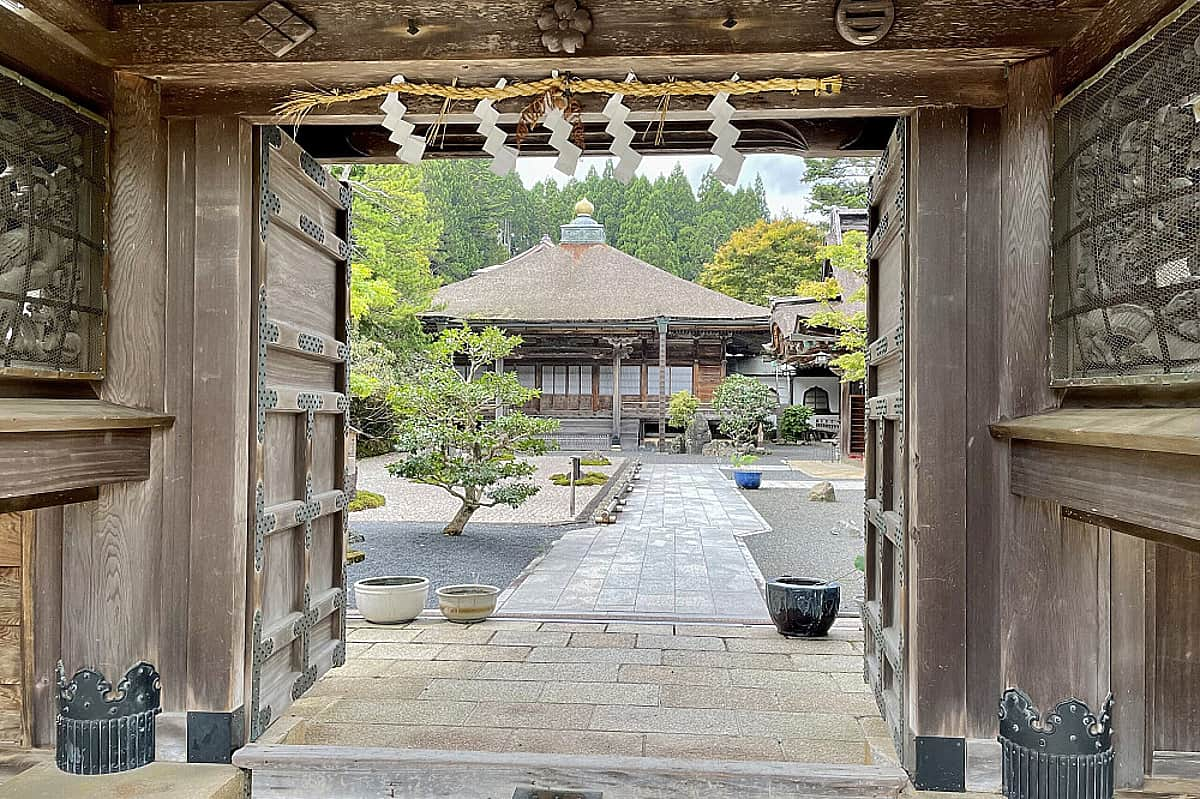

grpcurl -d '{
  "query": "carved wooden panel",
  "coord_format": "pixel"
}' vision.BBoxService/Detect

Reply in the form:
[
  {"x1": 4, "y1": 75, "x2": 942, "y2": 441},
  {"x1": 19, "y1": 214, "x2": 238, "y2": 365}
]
[
  {"x1": 863, "y1": 119, "x2": 908, "y2": 762},
  {"x1": 1051, "y1": 5, "x2": 1200, "y2": 386},
  {"x1": 247, "y1": 127, "x2": 350, "y2": 741},
  {"x1": 0, "y1": 66, "x2": 107, "y2": 379}
]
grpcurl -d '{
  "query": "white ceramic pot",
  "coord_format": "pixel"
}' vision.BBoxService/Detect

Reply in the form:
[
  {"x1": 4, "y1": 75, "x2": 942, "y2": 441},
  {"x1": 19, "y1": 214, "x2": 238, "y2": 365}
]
[
  {"x1": 354, "y1": 576, "x2": 429, "y2": 624},
  {"x1": 436, "y1": 584, "x2": 500, "y2": 624}
]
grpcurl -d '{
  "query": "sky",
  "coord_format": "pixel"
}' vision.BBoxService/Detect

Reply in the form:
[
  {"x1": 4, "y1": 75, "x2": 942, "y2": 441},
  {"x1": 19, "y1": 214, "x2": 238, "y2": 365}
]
[{"x1": 513, "y1": 153, "x2": 815, "y2": 220}]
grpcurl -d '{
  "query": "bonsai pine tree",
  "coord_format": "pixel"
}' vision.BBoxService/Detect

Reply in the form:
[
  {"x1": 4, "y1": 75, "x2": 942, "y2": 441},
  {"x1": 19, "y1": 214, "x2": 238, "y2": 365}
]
[
  {"x1": 712, "y1": 374, "x2": 777, "y2": 449},
  {"x1": 387, "y1": 326, "x2": 559, "y2": 535}
]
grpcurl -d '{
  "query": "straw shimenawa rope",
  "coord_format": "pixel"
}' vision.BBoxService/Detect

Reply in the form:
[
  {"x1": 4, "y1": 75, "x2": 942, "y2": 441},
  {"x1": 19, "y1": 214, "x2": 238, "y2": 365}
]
[{"x1": 275, "y1": 75, "x2": 843, "y2": 119}]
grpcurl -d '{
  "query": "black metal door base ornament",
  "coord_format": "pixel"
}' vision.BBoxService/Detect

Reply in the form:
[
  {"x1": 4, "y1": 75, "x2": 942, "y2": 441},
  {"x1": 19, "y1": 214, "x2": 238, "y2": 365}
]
[
  {"x1": 998, "y1": 688, "x2": 1114, "y2": 799},
  {"x1": 56, "y1": 661, "x2": 161, "y2": 775}
]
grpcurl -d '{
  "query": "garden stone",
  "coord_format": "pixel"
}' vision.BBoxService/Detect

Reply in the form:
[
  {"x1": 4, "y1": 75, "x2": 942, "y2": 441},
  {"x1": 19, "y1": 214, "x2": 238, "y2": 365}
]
[
  {"x1": 685, "y1": 412, "x2": 712, "y2": 455},
  {"x1": 808, "y1": 481, "x2": 837, "y2": 502}
]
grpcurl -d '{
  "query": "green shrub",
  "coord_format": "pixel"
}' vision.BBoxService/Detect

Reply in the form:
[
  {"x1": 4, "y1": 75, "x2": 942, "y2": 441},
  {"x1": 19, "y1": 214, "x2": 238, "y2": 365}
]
[
  {"x1": 580, "y1": 455, "x2": 611, "y2": 466},
  {"x1": 712, "y1": 374, "x2": 777, "y2": 446},
  {"x1": 667, "y1": 390, "x2": 700, "y2": 430},
  {"x1": 348, "y1": 490, "x2": 386, "y2": 512},
  {"x1": 549, "y1": 471, "x2": 608, "y2": 487},
  {"x1": 779, "y1": 405, "x2": 815, "y2": 442}
]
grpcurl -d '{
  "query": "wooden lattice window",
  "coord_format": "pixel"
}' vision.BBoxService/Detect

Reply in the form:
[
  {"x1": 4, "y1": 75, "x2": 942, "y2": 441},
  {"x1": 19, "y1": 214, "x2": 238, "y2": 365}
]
[
  {"x1": 1050, "y1": 5, "x2": 1200, "y2": 386},
  {"x1": 0, "y1": 67, "x2": 107, "y2": 379}
]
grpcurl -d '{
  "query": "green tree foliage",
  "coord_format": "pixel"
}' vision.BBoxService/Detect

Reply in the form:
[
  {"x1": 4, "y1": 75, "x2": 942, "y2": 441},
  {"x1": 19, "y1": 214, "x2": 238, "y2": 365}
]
[
  {"x1": 712, "y1": 374, "x2": 777, "y2": 447},
  {"x1": 796, "y1": 230, "x2": 870, "y2": 382},
  {"x1": 414, "y1": 160, "x2": 769, "y2": 283},
  {"x1": 386, "y1": 327, "x2": 560, "y2": 535},
  {"x1": 778, "y1": 405, "x2": 815, "y2": 442},
  {"x1": 347, "y1": 165, "x2": 442, "y2": 454},
  {"x1": 667, "y1": 390, "x2": 700, "y2": 430},
  {"x1": 698, "y1": 219, "x2": 827, "y2": 305},
  {"x1": 803, "y1": 158, "x2": 874, "y2": 215}
]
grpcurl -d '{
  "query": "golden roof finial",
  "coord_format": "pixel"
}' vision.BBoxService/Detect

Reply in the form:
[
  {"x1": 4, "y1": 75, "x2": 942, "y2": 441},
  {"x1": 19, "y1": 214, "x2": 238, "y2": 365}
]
[{"x1": 574, "y1": 197, "x2": 595, "y2": 217}]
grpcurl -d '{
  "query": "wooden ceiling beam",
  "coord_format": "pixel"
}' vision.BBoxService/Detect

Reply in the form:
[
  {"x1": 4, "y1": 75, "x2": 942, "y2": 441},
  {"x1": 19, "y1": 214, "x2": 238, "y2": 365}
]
[
  {"x1": 1054, "y1": 0, "x2": 1187, "y2": 95},
  {"x1": 13, "y1": 0, "x2": 111, "y2": 34},
  {"x1": 90, "y1": 1, "x2": 1098, "y2": 68}
]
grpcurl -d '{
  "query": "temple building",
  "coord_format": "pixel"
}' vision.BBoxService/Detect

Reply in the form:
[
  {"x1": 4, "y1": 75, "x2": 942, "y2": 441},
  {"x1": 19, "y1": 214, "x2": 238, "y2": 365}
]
[
  {"x1": 422, "y1": 200, "x2": 770, "y2": 448},
  {"x1": 768, "y1": 207, "x2": 869, "y2": 457}
]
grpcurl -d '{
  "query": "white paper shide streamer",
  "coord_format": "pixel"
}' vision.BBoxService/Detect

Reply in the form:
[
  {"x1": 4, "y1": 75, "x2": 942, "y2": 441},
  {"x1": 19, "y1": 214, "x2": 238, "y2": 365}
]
[
  {"x1": 602, "y1": 74, "x2": 642, "y2": 184},
  {"x1": 473, "y1": 79, "x2": 519, "y2": 176},
  {"x1": 379, "y1": 74, "x2": 426, "y2": 164},
  {"x1": 542, "y1": 104, "x2": 582, "y2": 177},
  {"x1": 707, "y1": 75, "x2": 744, "y2": 186}
]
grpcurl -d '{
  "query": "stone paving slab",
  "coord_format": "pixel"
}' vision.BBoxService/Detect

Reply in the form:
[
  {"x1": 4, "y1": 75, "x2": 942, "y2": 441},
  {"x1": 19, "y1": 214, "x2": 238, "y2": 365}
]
[
  {"x1": 496, "y1": 464, "x2": 772, "y2": 621},
  {"x1": 273, "y1": 617, "x2": 884, "y2": 766}
]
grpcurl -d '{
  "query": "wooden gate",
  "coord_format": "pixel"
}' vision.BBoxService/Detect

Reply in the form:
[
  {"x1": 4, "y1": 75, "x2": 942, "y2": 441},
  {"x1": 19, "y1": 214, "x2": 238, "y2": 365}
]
[
  {"x1": 246, "y1": 127, "x2": 351, "y2": 741},
  {"x1": 862, "y1": 120, "x2": 908, "y2": 761}
]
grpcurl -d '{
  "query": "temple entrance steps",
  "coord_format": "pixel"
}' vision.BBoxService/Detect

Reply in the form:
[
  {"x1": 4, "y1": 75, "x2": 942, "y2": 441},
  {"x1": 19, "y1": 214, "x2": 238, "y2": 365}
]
[
  {"x1": 549, "y1": 417, "x2": 640, "y2": 449},
  {"x1": 232, "y1": 744, "x2": 910, "y2": 799}
]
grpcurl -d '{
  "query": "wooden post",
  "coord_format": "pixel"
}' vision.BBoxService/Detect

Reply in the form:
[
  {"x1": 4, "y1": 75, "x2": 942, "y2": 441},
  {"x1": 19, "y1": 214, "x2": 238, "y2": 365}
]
[
  {"x1": 656, "y1": 317, "x2": 668, "y2": 451},
  {"x1": 61, "y1": 71, "x2": 167, "y2": 691},
  {"x1": 611, "y1": 351, "x2": 622, "y2": 446},
  {"x1": 905, "y1": 105, "x2": 970, "y2": 771}
]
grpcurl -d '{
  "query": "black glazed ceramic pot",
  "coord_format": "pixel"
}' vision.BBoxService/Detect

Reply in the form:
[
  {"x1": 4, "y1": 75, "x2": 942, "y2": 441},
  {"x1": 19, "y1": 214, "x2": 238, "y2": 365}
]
[{"x1": 765, "y1": 576, "x2": 840, "y2": 637}]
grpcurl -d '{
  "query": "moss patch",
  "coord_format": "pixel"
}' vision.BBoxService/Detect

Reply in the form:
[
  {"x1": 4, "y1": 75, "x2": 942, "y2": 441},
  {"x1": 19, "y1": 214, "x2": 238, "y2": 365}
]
[
  {"x1": 549, "y1": 471, "x2": 609, "y2": 487},
  {"x1": 348, "y1": 490, "x2": 386, "y2": 512},
  {"x1": 579, "y1": 456, "x2": 611, "y2": 466}
]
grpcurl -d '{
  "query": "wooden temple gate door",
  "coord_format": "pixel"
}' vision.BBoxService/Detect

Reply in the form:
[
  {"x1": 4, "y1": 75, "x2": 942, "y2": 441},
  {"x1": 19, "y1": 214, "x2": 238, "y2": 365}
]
[
  {"x1": 862, "y1": 120, "x2": 908, "y2": 762},
  {"x1": 246, "y1": 126, "x2": 352, "y2": 741}
]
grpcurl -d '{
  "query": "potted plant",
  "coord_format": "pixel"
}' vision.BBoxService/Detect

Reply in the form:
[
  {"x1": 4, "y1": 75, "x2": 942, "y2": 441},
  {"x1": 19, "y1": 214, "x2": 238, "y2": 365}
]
[
  {"x1": 765, "y1": 576, "x2": 840, "y2": 637},
  {"x1": 730, "y1": 452, "x2": 763, "y2": 489},
  {"x1": 353, "y1": 576, "x2": 429, "y2": 624},
  {"x1": 436, "y1": 584, "x2": 501, "y2": 624}
]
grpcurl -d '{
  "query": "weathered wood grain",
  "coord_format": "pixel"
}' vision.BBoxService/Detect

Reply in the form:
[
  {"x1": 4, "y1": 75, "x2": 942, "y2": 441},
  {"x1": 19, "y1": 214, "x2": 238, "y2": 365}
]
[
  {"x1": 0, "y1": 627, "x2": 21, "y2": 684},
  {"x1": 1110, "y1": 531, "x2": 1148, "y2": 786},
  {"x1": 31, "y1": 507, "x2": 61, "y2": 747},
  {"x1": 233, "y1": 744, "x2": 910, "y2": 799},
  {"x1": 1153, "y1": 547, "x2": 1200, "y2": 752},
  {"x1": 61, "y1": 71, "x2": 166, "y2": 689},
  {"x1": 0, "y1": 570, "x2": 19, "y2": 627},
  {"x1": 1010, "y1": 442, "x2": 1200, "y2": 544},
  {"x1": 0, "y1": 399, "x2": 173, "y2": 433},
  {"x1": 0, "y1": 429, "x2": 152, "y2": 499},
  {"x1": 0, "y1": 517, "x2": 20, "y2": 568},
  {"x1": 964, "y1": 107, "x2": 1003, "y2": 739},
  {"x1": 161, "y1": 117, "x2": 197, "y2": 715},
  {"x1": 991, "y1": 408, "x2": 1200, "y2": 457},
  {"x1": 905, "y1": 105, "x2": 968, "y2": 739},
  {"x1": 186, "y1": 116, "x2": 253, "y2": 712},
  {"x1": 92, "y1": 1, "x2": 1098, "y2": 67},
  {"x1": 0, "y1": 13, "x2": 112, "y2": 108},
  {"x1": 1055, "y1": 0, "x2": 1188, "y2": 94},
  {"x1": 19, "y1": 0, "x2": 110, "y2": 32}
]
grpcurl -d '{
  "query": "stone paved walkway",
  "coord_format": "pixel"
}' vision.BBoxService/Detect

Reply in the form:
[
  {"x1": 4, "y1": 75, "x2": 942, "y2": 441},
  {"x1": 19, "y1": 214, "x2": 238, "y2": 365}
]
[
  {"x1": 495, "y1": 464, "x2": 771, "y2": 622},
  {"x1": 271, "y1": 617, "x2": 889, "y2": 765}
]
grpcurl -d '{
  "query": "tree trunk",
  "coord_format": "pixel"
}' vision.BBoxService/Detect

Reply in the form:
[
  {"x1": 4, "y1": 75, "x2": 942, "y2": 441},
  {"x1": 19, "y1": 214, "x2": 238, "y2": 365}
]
[{"x1": 444, "y1": 502, "x2": 477, "y2": 536}]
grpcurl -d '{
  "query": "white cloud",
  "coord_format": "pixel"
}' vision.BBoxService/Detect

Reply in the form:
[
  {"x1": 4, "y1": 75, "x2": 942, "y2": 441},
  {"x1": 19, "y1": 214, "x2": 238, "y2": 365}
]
[{"x1": 513, "y1": 153, "x2": 815, "y2": 220}]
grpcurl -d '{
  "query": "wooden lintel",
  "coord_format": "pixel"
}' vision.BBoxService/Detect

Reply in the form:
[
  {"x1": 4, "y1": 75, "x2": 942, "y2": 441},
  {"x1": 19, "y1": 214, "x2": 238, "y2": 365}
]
[
  {"x1": 92, "y1": 2, "x2": 1095, "y2": 68},
  {"x1": 0, "y1": 428, "x2": 152, "y2": 500},
  {"x1": 1062, "y1": 507, "x2": 1200, "y2": 557},
  {"x1": 0, "y1": 398, "x2": 174, "y2": 434},
  {"x1": 1010, "y1": 440, "x2": 1200, "y2": 544},
  {"x1": 1054, "y1": 0, "x2": 1188, "y2": 94},
  {"x1": 990, "y1": 407, "x2": 1200, "y2": 457},
  {"x1": 159, "y1": 61, "x2": 1013, "y2": 118}
]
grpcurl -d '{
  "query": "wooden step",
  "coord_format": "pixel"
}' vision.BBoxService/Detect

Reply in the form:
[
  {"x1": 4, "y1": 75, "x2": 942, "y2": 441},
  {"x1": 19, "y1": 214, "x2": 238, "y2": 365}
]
[{"x1": 233, "y1": 744, "x2": 910, "y2": 799}]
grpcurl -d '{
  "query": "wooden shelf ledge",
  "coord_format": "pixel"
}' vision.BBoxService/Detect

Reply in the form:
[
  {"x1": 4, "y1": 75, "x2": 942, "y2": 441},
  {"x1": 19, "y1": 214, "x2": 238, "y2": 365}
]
[
  {"x1": 990, "y1": 407, "x2": 1200, "y2": 457},
  {"x1": 0, "y1": 399, "x2": 174, "y2": 509},
  {"x1": 0, "y1": 398, "x2": 174, "y2": 434}
]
